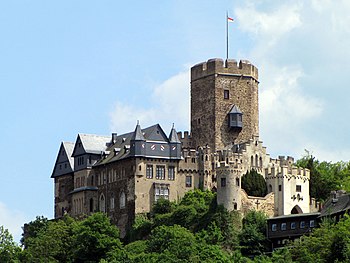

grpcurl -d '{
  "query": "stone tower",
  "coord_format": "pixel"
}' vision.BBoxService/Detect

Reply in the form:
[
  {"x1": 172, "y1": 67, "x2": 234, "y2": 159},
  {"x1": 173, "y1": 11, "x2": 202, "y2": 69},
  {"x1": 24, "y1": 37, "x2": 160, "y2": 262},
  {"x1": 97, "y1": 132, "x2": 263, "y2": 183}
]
[{"x1": 191, "y1": 58, "x2": 259, "y2": 151}]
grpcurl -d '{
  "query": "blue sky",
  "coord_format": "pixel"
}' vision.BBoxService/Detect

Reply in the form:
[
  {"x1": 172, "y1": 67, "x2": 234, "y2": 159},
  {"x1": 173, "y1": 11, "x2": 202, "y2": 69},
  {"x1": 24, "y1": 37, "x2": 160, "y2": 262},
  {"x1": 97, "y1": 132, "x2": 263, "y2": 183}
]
[{"x1": 1, "y1": 0, "x2": 350, "y2": 241}]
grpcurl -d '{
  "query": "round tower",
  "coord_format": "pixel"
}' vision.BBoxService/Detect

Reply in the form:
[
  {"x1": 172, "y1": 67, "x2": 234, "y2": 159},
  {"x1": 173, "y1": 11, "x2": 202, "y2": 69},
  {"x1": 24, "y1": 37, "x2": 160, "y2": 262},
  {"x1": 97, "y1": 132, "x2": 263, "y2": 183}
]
[{"x1": 216, "y1": 151, "x2": 243, "y2": 211}]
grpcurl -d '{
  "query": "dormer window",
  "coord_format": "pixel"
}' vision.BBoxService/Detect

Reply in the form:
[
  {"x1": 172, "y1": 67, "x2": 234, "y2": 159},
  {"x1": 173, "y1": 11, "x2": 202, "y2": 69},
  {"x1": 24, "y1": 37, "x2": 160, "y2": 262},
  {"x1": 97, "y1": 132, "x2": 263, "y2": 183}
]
[{"x1": 228, "y1": 105, "x2": 243, "y2": 129}]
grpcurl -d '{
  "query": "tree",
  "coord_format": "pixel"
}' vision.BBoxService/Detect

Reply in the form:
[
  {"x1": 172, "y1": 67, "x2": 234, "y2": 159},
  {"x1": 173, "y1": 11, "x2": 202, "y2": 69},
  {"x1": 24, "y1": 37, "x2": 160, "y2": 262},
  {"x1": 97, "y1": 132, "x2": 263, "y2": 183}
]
[
  {"x1": 241, "y1": 170, "x2": 267, "y2": 197},
  {"x1": 0, "y1": 226, "x2": 20, "y2": 262},
  {"x1": 296, "y1": 153, "x2": 342, "y2": 201},
  {"x1": 21, "y1": 216, "x2": 49, "y2": 248},
  {"x1": 239, "y1": 210, "x2": 269, "y2": 256},
  {"x1": 73, "y1": 212, "x2": 124, "y2": 262},
  {"x1": 21, "y1": 216, "x2": 75, "y2": 262}
]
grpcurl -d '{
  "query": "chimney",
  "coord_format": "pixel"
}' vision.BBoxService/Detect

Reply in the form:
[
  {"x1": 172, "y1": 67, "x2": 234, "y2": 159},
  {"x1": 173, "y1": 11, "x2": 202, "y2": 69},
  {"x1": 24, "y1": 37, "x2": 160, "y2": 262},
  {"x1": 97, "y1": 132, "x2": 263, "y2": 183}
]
[{"x1": 112, "y1": 133, "x2": 117, "y2": 144}]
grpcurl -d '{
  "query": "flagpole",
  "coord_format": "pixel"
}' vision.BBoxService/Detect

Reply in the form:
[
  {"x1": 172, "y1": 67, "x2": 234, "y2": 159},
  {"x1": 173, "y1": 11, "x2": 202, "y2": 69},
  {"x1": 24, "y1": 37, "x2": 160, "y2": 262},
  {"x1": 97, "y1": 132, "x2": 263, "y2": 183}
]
[{"x1": 226, "y1": 11, "x2": 229, "y2": 61}]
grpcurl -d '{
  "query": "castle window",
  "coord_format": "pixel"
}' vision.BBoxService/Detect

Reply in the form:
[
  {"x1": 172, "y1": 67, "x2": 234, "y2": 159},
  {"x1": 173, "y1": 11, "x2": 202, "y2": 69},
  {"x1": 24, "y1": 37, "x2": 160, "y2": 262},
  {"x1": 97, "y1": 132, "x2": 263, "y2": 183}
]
[
  {"x1": 120, "y1": 192, "x2": 126, "y2": 209},
  {"x1": 255, "y1": 154, "x2": 258, "y2": 167},
  {"x1": 251, "y1": 156, "x2": 254, "y2": 167},
  {"x1": 300, "y1": 221, "x2": 305, "y2": 229},
  {"x1": 156, "y1": 166, "x2": 165, "y2": 180},
  {"x1": 221, "y1": 178, "x2": 226, "y2": 187},
  {"x1": 224, "y1": 89, "x2": 229, "y2": 99},
  {"x1": 272, "y1": 224, "x2": 277, "y2": 232},
  {"x1": 154, "y1": 185, "x2": 169, "y2": 201},
  {"x1": 259, "y1": 157, "x2": 263, "y2": 167},
  {"x1": 279, "y1": 185, "x2": 282, "y2": 191},
  {"x1": 291, "y1": 222, "x2": 296, "y2": 230},
  {"x1": 234, "y1": 203, "x2": 238, "y2": 210},
  {"x1": 146, "y1": 165, "x2": 153, "y2": 179},
  {"x1": 310, "y1": 220, "x2": 315, "y2": 228},
  {"x1": 236, "y1": 178, "x2": 240, "y2": 186},
  {"x1": 168, "y1": 166, "x2": 175, "y2": 180},
  {"x1": 281, "y1": 223, "x2": 287, "y2": 231},
  {"x1": 110, "y1": 197, "x2": 115, "y2": 210},
  {"x1": 296, "y1": 185, "x2": 302, "y2": 192},
  {"x1": 186, "y1": 176, "x2": 192, "y2": 187}
]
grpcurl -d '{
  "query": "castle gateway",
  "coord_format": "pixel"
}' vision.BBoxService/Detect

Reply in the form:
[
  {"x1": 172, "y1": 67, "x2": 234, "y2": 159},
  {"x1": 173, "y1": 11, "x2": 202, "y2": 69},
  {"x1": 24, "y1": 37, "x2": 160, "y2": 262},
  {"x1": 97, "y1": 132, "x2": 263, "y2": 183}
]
[{"x1": 51, "y1": 58, "x2": 320, "y2": 237}]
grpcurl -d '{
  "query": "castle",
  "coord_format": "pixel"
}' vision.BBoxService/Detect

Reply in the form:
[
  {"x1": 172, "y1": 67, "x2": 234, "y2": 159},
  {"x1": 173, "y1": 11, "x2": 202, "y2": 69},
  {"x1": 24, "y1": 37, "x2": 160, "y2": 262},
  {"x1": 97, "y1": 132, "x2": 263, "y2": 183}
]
[{"x1": 51, "y1": 58, "x2": 321, "y2": 237}]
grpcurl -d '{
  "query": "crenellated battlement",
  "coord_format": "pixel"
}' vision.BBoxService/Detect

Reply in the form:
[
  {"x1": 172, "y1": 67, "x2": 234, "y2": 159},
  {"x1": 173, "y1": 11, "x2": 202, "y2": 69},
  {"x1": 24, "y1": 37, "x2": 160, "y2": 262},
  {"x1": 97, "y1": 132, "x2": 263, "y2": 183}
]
[
  {"x1": 265, "y1": 165, "x2": 310, "y2": 180},
  {"x1": 191, "y1": 58, "x2": 258, "y2": 81}
]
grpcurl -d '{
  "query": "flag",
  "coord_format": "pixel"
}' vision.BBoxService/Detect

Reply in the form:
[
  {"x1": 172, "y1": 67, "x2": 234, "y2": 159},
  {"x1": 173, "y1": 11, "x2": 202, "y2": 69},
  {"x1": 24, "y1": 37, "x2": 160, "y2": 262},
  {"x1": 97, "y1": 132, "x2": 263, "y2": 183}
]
[{"x1": 227, "y1": 16, "x2": 234, "y2": 22}]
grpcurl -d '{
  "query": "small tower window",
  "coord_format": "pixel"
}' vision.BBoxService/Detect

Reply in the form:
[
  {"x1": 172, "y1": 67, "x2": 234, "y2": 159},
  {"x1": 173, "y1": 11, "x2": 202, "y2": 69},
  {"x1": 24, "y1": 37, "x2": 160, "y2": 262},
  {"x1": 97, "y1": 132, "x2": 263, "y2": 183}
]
[
  {"x1": 221, "y1": 178, "x2": 226, "y2": 187},
  {"x1": 224, "y1": 90, "x2": 229, "y2": 99}
]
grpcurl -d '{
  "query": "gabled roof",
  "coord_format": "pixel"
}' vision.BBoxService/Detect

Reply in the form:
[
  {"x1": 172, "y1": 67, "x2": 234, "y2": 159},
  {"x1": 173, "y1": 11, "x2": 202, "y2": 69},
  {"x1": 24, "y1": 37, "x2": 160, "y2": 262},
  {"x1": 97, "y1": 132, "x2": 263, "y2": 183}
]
[
  {"x1": 229, "y1": 105, "x2": 243, "y2": 114},
  {"x1": 169, "y1": 125, "x2": 181, "y2": 143},
  {"x1": 63, "y1": 142, "x2": 75, "y2": 168},
  {"x1": 51, "y1": 141, "x2": 75, "y2": 178},
  {"x1": 72, "y1": 134, "x2": 111, "y2": 156},
  {"x1": 142, "y1": 124, "x2": 169, "y2": 142},
  {"x1": 320, "y1": 194, "x2": 350, "y2": 217}
]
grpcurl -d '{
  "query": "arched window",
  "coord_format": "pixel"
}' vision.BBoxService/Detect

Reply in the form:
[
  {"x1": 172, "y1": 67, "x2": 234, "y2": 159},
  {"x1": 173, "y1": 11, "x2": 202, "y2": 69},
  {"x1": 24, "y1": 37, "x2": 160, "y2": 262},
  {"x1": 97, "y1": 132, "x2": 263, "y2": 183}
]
[
  {"x1": 236, "y1": 177, "x2": 240, "y2": 186},
  {"x1": 268, "y1": 184, "x2": 272, "y2": 193},
  {"x1": 99, "y1": 194, "x2": 106, "y2": 213},
  {"x1": 120, "y1": 192, "x2": 126, "y2": 209},
  {"x1": 255, "y1": 154, "x2": 258, "y2": 167},
  {"x1": 259, "y1": 157, "x2": 263, "y2": 168},
  {"x1": 251, "y1": 156, "x2": 254, "y2": 167}
]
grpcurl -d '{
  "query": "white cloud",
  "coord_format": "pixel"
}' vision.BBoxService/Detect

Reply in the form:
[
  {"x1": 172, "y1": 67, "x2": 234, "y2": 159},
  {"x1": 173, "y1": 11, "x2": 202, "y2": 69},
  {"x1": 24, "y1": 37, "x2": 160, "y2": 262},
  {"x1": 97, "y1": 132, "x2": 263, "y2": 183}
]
[
  {"x1": 0, "y1": 202, "x2": 27, "y2": 243},
  {"x1": 236, "y1": 2, "x2": 302, "y2": 46},
  {"x1": 110, "y1": 69, "x2": 190, "y2": 134}
]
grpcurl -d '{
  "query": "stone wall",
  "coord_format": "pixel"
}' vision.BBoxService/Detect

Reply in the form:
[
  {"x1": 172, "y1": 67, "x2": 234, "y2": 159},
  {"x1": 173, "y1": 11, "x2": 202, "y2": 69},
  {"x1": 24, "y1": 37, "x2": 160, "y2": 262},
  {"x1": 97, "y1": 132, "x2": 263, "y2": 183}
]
[
  {"x1": 240, "y1": 189, "x2": 275, "y2": 217},
  {"x1": 191, "y1": 58, "x2": 259, "y2": 151}
]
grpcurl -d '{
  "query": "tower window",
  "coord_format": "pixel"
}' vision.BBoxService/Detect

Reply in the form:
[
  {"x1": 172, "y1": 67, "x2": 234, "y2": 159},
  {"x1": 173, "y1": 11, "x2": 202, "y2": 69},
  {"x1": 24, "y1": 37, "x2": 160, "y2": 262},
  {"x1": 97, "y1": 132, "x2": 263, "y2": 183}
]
[
  {"x1": 221, "y1": 178, "x2": 226, "y2": 187},
  {"x1": 224, "y1": 90, "x2": 229, "y2": 99},
  {"x1": 186, "y1": 176, "x2": 192, "y2": 187},
  {"x1": 296, "y1": 185, "x2": 302, "y2": 192}
]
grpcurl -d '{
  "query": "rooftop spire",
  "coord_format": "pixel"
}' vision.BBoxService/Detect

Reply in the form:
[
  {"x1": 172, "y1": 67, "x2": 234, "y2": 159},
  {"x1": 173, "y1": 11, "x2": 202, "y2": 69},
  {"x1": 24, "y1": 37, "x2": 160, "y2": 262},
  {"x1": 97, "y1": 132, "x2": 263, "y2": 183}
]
[
  {"x1": 169, "y1": 124, "x2": 181, "y2": 143},
  {"x1": 131, "y1": 121, "x2": 145, "y2": 141}
]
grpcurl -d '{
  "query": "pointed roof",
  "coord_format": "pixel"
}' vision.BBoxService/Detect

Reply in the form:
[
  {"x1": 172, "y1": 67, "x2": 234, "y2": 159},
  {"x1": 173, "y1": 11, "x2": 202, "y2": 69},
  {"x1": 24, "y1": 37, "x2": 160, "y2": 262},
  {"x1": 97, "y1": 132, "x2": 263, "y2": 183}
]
[
  {"x1": 130, "y1": 122, "x2": 145, "y2": 141},
  {"x1": 51, "y1": 141, "x2": 75, "y2": 178},
  {"x1": 229, "y1": 105, "x2": 243, "y2": 114},
  {"x1": 169, "y1": 124, "x2": 181, "y2": 143}
]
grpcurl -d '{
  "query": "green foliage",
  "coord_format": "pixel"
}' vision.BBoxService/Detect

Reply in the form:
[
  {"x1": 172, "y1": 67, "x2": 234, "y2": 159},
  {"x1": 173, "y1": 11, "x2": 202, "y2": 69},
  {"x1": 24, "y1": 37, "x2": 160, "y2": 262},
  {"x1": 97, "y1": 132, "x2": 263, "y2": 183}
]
[
  {"x1": 148, "y1": 225, "x2": 197, "y2": 260},
  {"x1": 128, "y1": 214, "x2": 153, "y2": 242},
  {"x1": 21, "y1": 215, "x2": 75, "y2": 262},
  {"x1": 289, "y1": 215, "x2": 350, "y2": 263},
  {"x1": 0, "y1": 225, "x2": 21, "y2": 262},
  {"x1": 152, "y1": 198, "x2": 175, "y2": 215},
  {"x1": 73, "y1": 212, "x2": 123, "y2": 262},
  {"x1": 239, "y1": 210, "x2": 269, "y2": 256},
  {"x1": 241, "y1": 170, "x2": 267, "y2": 197},
  {"x1": 296, "y1": 152, "x2": 350, "y2": 201},
  {"x1": 21, "y1": 216, "x2": 49, "y2": 248}
]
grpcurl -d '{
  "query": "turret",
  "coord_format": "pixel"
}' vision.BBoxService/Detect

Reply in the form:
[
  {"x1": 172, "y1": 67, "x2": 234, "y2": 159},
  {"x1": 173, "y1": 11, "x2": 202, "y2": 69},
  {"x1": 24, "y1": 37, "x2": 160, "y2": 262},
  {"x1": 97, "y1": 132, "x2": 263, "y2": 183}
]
[
  {"x1": 130, "y1": 122, "x2": 146, "y2": 156},
  {"x1": 168, "y1": 124, "x2": 182, "y2": 159}
]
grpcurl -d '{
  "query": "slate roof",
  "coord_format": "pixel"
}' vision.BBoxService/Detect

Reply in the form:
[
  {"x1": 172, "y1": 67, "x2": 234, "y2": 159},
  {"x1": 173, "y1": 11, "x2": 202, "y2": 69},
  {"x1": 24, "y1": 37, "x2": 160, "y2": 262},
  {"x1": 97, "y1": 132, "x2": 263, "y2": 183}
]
[
  {"x1": 229, "y1": 105, "x2": 243, "y2": 114},
  {"x1": 320, "y1": 194, "x2": 350, "y2": 217},
  {"x1": 63, "y1": 141, "x2": 75, "y2": 168},
  {"x1": 78, "y1": 134, "x2": 111, "y2": 154},
  {"x1": 169, "y1": 125, "x2": 181, "y2": 143},
  {"x1": 130, "y1": 123, "x2": 145, "y2": 141},
  {"x1": 95, "y1": 124, "x2": 171, "y2": 166}
]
